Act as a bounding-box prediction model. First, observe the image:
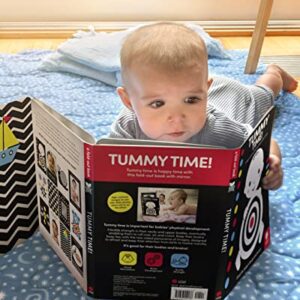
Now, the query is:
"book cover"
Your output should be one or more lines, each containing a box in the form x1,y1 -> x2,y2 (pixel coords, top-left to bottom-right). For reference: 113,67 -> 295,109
0,97 -> 275,300
83,104 -> 273,299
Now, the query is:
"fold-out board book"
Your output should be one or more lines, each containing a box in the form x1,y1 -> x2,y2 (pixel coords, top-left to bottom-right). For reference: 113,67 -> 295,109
0,97 -> 275,300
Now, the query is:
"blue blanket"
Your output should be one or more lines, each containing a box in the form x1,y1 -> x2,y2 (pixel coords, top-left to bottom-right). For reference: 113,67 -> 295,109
0,49 -> 299,300
40,23 -> 231,86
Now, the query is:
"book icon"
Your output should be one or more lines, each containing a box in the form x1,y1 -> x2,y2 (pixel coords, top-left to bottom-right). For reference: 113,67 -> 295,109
145,252 -> 163,267
0,116 -> 20,167
119,251 -> 137,266
170,254 -> 189,269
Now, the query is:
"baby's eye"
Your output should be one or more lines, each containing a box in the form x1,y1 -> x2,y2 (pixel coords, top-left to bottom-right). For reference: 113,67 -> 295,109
149,100 -> 164,108
184,97 -> 200,104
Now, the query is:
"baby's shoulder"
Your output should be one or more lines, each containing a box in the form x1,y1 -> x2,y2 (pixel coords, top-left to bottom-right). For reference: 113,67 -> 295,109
117,107 -> 136,120
203,104 -> 252,147
110,108 -> 148,140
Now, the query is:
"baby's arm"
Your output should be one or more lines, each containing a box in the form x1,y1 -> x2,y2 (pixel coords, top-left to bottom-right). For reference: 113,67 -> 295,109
262,138 -> 283,190
173,204 -> 189,215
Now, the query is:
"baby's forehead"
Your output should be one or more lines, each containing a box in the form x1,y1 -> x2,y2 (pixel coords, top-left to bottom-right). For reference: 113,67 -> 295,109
130,60 -> 205,75
170,191 -> 181,197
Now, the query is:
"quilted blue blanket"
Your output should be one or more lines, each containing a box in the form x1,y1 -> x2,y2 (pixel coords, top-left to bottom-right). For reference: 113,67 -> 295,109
0,49 -> 299,300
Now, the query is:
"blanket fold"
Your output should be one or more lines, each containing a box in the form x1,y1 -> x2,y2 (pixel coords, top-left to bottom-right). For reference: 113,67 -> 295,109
40,23 -> 231,87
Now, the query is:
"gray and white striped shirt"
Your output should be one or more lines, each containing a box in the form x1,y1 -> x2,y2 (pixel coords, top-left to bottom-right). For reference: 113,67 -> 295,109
109,77 -> 274,148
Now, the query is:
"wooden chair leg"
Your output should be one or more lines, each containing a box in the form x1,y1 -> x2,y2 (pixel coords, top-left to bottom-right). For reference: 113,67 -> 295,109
244,0 -> 274,74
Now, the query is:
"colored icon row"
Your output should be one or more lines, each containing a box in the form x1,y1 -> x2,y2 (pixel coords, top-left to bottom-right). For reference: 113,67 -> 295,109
119,251 -> 189,268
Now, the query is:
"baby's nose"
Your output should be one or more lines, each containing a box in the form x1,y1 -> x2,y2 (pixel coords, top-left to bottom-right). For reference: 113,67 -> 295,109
167,111 -> 186,123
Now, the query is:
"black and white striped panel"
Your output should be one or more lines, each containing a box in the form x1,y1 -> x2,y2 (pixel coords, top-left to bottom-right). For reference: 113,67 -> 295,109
0,98 -> 38,253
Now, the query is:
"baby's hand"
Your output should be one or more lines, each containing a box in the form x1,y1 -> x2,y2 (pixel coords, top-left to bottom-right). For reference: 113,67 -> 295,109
262,154 -> 283,190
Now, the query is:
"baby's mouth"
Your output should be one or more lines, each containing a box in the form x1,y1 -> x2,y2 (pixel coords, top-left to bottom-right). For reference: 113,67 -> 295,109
168,131 -> 185,137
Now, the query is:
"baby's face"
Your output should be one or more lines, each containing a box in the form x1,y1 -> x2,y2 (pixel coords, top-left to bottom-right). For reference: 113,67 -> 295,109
47,153 -> 55,170
119,64 -> 211,142
159,195 -> 165,202
52,222 -> 58,236
72,181 -> 77,190
168,194 -> 183,209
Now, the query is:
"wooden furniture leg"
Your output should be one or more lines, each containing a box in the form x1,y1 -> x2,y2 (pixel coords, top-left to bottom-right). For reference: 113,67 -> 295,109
244,0 -> 274,74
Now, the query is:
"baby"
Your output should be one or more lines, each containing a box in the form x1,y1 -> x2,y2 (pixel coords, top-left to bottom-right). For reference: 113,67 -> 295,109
110,22 -> 298,190
70,178 -> 80,206
165,189 -> 197,215
51,219 -> 59,245
158,193 -> 166,205
47,151 -> 56,176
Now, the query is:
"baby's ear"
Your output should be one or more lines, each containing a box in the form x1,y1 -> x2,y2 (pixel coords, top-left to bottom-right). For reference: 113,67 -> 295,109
207,78 -> 213,89
116,87 -> 133,110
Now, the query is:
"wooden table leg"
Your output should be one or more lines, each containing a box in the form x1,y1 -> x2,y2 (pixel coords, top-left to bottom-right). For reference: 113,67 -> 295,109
244,0 -> 274,74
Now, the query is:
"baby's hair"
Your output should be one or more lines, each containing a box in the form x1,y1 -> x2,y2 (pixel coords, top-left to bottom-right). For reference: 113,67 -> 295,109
120,22 -> 208,86
170,189 -> 188,203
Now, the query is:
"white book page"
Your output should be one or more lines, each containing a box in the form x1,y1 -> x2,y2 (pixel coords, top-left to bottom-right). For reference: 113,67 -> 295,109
32,99 -> 89,291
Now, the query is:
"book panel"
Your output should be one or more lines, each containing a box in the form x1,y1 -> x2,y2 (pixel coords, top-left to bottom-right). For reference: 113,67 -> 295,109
0,98 -> 38,253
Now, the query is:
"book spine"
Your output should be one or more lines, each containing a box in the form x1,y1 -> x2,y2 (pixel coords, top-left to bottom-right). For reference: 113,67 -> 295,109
214,149 -> 240,300
84,144 -> 96,297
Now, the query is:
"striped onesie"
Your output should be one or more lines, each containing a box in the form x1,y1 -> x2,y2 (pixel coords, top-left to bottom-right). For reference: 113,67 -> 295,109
109,77 -> 275,148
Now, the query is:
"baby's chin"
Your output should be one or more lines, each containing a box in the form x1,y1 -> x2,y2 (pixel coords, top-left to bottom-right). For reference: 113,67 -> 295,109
155,134 -> 192,143
143,127 -> 199,143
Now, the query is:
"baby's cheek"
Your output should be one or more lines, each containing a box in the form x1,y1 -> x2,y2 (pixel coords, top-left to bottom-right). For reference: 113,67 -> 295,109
138,116 -> 160,137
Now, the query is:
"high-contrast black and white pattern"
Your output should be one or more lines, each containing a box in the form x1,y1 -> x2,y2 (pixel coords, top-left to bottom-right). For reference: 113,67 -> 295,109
48,179 -> 59,215
0,98 -> 38,253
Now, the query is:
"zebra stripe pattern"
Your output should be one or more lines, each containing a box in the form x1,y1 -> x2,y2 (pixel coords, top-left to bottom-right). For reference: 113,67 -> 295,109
0,98 -> 38,253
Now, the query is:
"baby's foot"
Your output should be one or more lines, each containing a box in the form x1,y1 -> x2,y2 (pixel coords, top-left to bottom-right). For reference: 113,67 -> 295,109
267,64 -> 298,92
